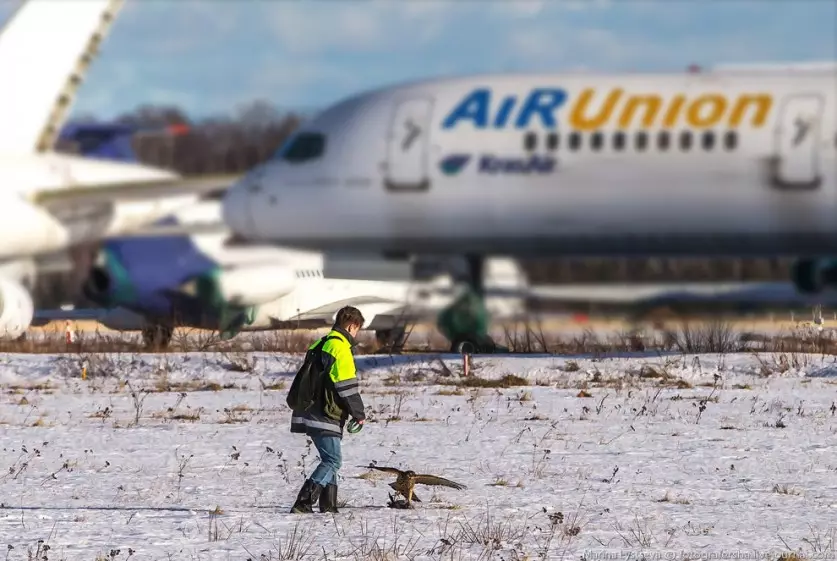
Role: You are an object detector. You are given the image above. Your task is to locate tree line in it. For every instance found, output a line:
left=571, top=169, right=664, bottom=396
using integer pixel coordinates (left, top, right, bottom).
left=32, top=100, right=794, bottom=308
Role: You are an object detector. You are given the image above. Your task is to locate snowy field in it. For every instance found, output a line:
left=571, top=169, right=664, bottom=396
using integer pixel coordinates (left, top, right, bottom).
left=1, top=349, right=837, bottom=560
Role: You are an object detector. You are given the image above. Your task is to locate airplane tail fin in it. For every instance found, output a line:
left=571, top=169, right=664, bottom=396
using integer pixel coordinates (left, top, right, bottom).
left=0, top=0, right=125, bottom=154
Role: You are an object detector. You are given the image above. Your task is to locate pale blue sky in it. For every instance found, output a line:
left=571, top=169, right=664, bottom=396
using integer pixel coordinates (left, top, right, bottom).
left=2, top=0, right=835, bottom=120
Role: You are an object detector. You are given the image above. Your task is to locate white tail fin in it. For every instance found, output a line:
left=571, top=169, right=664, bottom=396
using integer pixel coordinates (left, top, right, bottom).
left=0, top=0, right=125, bottom=154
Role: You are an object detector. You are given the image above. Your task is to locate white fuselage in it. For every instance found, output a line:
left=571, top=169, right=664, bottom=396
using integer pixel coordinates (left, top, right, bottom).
left=222, top=67, right=837, bottom=258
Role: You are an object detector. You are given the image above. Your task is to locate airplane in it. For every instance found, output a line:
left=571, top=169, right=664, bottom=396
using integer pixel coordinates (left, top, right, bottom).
left=0, top=0, right=236, bottom=340
left=36, top=200, right=528, bottom=352
left=221, top=61, right=837, bottom=350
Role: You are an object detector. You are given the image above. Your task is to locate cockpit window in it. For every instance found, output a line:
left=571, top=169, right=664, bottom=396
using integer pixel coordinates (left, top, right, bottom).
left=275, top=132, right=326, bottom=163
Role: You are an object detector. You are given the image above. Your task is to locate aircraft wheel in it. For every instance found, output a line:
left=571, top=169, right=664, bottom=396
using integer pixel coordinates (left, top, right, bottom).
left=142, top=324, right=172, bottom=350
left=452, top=337, right=479, bottom=355
left=375, top=327, right=407, bottom=353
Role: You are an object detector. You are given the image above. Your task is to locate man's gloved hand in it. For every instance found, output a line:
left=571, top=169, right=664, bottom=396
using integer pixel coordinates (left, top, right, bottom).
left=347, top=418, right=364, bottom=433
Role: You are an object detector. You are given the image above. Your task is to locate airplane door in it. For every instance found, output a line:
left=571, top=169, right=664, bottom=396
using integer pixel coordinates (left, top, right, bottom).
left=771, top=94, right=824, bottom=189
left=239, top=165, right=270, bottom=238
left=384, top=97, right=434, bottom=192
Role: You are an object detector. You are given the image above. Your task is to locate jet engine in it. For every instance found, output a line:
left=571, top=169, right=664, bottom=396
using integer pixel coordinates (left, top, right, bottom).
left=0, top=277, right=35, bottom=340
left=81, top=260, right=122, bottom=307
left=790, top=259, right=837, bottom=294
left=0, top=196, right=68, bottom=260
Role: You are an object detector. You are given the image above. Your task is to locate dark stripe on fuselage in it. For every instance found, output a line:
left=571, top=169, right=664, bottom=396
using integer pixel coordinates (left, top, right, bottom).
left=251, top=233, right=837, bottom=259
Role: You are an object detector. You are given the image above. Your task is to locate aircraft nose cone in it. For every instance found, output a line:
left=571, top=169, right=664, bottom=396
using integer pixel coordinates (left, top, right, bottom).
left=221, top=181, right=252, bottom=239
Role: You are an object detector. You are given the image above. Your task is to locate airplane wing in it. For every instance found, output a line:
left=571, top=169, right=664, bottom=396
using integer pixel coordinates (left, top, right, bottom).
left=278, top=296, right=435, bottom=329
left=31, top=174, right=237, bottom=208
left=30, top=174, right=237, bottom=239
left=273, top=282, right=824, bottom=331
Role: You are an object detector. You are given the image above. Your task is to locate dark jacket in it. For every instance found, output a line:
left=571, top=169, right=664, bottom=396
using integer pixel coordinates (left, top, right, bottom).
left=290, top=327, right=366, bottom=439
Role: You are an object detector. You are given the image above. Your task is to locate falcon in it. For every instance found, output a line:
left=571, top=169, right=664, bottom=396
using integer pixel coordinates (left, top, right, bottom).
left=358, top=464, right=466, bottom=508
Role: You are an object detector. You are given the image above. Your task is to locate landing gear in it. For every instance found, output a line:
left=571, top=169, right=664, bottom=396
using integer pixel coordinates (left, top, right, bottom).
left=436, top=255, right=503, bottom=354
left=375, top=327, right=407, bottom=353
left=141, top=324, right=173, bottom=350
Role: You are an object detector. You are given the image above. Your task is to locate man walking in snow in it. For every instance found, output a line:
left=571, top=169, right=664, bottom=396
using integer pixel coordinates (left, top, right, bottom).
left=289, top=306, right=366, bottom=513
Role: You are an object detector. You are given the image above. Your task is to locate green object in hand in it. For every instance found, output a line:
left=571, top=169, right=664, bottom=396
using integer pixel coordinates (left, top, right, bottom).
left=347, top=419, right=363, bottom=434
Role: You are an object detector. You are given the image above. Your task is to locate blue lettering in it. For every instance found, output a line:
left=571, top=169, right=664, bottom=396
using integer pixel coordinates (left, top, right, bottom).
left=514, top=89, right=567, bottom=129
left=478, top=155, right=557, bottom=174
left=441, top=88, right=491, bottom=129
left=442, top=87, right=568, bottom=130
left=493, top=96, right=516, bottom=128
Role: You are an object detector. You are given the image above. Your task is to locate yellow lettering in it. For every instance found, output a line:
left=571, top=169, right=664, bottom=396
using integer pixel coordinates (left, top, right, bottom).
left=662, top=95, right=686, bottom=128
left=617, top=95, right=662, bottom=128
left=567, top=89, right=773, bottom=130
left=686, top=94, right=727, bottom=128
left=570, top=88, right=623, bottom=131
left=728, top=94, right=772, bottom=127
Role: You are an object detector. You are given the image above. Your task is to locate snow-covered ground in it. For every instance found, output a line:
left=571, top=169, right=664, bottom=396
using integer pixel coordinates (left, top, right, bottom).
left=1, top=349, right=837, bottom=560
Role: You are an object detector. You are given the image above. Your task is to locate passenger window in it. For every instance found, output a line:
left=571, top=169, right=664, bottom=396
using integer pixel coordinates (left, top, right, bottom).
left=680, top=131, right=692, bottom=151
left=524, top=132, right=537, bottom=152
left=724, top=131, right=737, bottom=150
left=569, top=132, right=582, bottom=151
left=276, top=132, right=326, bottom=163
left=613, top=132, right=626, bottom=151
left=635, top=131, right=648, bottom=151
left=546, top=132, right=559, bottom=151
left=590, top=131, right=603, bottom=151
left=702, top=131, right=715, bottom=150
left=658, top=131, right=670, bottom=151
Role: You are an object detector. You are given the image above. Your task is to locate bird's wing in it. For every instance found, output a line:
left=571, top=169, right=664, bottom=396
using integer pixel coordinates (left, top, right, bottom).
left=414, top=474, right=467, bottom=490
left=363, top=465, right=403, bottom=475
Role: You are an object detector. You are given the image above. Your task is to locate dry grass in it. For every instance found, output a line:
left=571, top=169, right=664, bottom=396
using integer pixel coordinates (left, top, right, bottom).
left=438, top=374, right=529, bottom=389
left=4, top=327, right=368, bottom=355
left=16, top=314, right=837, bottom=357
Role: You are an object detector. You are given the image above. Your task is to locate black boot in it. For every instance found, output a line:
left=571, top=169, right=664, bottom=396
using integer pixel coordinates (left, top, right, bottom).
left=319, top=483, right=338, bottom=513
left=290, top=479, right=322, bottom=513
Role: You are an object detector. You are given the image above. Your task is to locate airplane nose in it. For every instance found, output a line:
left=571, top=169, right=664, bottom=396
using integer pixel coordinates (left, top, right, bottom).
left=221, top=182, right=252, bottom=239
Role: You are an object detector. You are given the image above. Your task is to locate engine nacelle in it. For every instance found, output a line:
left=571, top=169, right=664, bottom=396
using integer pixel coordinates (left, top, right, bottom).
left=0, top=259, right=37, bottom=292
left=790, top=258, right=837, bottom=294
left=0, top=278, right=34, bottom=340
left=82, top=259, right=132, bottom=308
left=82, top=264, right=111, bottom=304
left=0, top=196, right=68, bottom=260
left=191, top=263, right=297, bottom=307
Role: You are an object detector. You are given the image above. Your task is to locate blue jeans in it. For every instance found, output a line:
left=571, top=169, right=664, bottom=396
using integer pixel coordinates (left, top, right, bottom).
left=310, top=435, right=342, bottom=487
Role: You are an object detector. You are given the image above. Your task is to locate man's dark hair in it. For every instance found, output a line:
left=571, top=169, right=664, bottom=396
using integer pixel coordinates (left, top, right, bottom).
left=335, top=306, right=365, bottom=330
